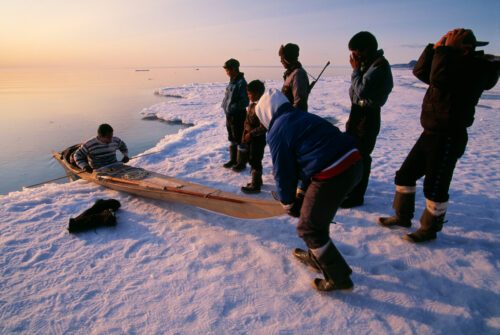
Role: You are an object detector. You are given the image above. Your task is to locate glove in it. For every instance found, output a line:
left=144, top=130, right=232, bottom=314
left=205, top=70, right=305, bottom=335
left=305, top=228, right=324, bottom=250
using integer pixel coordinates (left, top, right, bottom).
left=84, top=166, right=93, bottom=173
left=282, top=203, right=296, bottom=218
left=288, top=202, right=301, bottom=218
left=281, top=189, right=306, bottom=218
left=121, top=156, right=130, bottom=163
left=294, top=189, right=305, bottom=214
left=282, top=202, right=301, bottom=218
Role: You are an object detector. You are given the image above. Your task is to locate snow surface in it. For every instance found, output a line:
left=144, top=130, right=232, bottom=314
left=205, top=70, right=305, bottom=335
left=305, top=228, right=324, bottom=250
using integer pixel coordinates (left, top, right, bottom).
left=1, top=70, right=499, bottom=334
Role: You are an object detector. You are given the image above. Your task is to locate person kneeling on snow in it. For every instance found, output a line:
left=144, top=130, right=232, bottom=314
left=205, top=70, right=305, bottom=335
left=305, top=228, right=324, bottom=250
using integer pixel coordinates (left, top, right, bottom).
left=240, top=80, right=267, bottom=194
left=73, top=123, right=129, bottom=173
left=255, top=88, right=363, bottom=291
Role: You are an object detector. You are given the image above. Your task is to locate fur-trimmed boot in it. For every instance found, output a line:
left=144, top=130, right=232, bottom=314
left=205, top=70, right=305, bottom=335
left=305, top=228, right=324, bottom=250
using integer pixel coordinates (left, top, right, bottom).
left=223, top=144, right=238, bottom=168
left=404, top=200, right=446, bottom=243
left=232, top=145, right=248, bottom=172
left=310, top=240, right=354, bottom=291
left=241, top=169, right=262, bottom=194
left=378, top=186, right=415, bottom=228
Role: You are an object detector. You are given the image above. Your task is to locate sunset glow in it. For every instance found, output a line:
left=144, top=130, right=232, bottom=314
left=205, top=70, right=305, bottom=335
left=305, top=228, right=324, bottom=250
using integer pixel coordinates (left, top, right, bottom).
left=2, top=0, right=498, bottom=68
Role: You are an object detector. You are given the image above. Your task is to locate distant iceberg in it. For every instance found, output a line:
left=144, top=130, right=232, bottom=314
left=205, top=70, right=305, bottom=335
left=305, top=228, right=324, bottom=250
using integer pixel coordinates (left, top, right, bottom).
left=392, top=60, right=417, bottom=69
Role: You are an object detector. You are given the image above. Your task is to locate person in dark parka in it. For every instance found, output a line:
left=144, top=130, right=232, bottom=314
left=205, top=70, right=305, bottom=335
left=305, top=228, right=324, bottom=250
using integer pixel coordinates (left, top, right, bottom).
left=341, top=31, right=393, bottom=208
left=221, top=58, right=249, bottom=170
left=279, top=43, right=310, bottom=112
left=379, top=29, right=499, bottom=243
left=255, top=88, right=363, bottom=291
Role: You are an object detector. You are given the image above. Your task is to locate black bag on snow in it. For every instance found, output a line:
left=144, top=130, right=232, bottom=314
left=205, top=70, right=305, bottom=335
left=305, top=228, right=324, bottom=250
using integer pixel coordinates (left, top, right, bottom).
left=68, top=199, right=121, bottom=233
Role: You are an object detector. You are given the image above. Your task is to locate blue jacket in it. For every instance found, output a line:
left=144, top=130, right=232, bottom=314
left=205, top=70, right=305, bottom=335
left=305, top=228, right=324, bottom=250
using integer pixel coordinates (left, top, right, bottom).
left=349, top=50, right=393, bottom=108
left=267, top=103, right=357, bottom=204
left=221, top=73, right=249, bottom=116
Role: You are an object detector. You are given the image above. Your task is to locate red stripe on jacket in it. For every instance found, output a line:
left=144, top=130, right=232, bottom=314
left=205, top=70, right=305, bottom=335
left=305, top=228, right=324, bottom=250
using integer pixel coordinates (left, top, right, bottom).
left=312, top=149, right=361, bottom=181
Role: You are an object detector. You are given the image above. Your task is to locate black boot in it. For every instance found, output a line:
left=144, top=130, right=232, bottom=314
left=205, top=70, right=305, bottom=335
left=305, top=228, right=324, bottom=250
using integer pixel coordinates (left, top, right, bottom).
left=310, top=241, right=353, bottom=291
left=404, top=208, right=445, bottom=243
left=293, top=248, right=321, bottom=272
left=232, top=146, right=248, bottom=172
left=378, top=191, right=415, bottom=228
left=223, top=144, right=237, bottom=168
left=241, top=169, right=262, bottom=194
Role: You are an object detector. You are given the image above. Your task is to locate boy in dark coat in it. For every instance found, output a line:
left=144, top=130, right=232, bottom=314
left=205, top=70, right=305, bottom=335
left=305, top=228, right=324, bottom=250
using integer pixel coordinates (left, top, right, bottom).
left=221, top=58, right=249, bottom=171
left=379, top=29, right=499, bottom=242
left=240, top=80, right=267, bottom=193
left=256, top=88, right=363, bottom=291
left=341, top=31, right=393, bottom=208
left=279, top=43, right=310, bottom=112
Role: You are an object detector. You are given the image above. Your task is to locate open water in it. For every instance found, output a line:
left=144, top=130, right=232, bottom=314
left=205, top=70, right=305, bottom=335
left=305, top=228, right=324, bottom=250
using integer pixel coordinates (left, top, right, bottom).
left=0, top=65, right=349, bottom=194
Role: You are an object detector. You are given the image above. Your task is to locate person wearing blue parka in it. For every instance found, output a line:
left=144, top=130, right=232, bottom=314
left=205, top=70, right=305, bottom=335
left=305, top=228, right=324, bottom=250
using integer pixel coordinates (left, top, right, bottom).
left=221, top=58, right=249, bottom=170
left=255, top=88, right=363, bottom=291
left=341, top=31, right=393, bottom=209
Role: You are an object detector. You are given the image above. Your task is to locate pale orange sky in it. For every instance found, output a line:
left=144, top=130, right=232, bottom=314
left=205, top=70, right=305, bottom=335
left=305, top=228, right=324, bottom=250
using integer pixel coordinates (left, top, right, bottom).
left=1, top=0, right=498, bottom=68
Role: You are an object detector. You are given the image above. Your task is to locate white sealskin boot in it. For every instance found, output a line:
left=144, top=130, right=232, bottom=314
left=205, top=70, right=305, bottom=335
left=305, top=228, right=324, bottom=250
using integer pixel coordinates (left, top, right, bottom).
left=404, top=199, right=447, bottom=243
left=310, top=240, right=354, bottom=291
left=378, top=185, right=416, bottom=228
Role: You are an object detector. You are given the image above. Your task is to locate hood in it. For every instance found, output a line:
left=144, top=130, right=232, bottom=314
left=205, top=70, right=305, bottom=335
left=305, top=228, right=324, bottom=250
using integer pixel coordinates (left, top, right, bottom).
left=255, top=88, right=289, bottom=129
left=364, top=49, right=385, bottom=69
left=230, top=72, right=245, bottom=83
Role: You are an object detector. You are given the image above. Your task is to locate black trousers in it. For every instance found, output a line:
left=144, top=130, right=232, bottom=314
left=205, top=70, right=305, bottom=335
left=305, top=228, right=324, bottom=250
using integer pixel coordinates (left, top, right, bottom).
left=247, top=135, right=266, bottom=171
left=345, top=104, right=381, bottom=200
left=226, top=112, right=246, bottom=145
left=395, top=130, right=468, bottom=202
left=297, top=160, right=363, bottom=249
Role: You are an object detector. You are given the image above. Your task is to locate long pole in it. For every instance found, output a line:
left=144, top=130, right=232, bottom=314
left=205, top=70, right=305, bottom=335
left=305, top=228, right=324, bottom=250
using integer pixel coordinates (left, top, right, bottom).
left=25, top=150, right=160, bottom=189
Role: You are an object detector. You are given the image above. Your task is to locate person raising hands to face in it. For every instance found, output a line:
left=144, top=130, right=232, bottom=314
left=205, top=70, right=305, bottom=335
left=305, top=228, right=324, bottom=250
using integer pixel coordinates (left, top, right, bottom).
left=434, top=28, right=486, bottom=55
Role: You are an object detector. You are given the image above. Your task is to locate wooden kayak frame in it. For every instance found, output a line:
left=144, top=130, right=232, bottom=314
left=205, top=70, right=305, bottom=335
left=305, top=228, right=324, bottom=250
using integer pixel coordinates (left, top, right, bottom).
left=52, top=146, right=284, bottom=219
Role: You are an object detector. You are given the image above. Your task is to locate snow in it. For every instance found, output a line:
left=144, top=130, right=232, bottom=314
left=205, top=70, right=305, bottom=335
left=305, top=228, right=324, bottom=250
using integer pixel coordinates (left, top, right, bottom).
left=1, top=69, right=499, bottom=334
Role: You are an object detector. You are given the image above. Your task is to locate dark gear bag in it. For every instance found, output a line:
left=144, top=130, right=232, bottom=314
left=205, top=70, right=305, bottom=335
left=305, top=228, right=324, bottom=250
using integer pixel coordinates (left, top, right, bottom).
left=68, top=199, right=121, bottom=233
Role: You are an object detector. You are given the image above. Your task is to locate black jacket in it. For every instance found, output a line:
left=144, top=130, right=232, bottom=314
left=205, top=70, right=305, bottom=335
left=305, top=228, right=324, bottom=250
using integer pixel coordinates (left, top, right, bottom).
left=413, top=44, right=499, bottom=132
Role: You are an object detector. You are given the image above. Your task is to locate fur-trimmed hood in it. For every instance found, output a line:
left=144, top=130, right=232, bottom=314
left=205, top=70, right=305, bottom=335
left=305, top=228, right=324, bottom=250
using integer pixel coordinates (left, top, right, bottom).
left=255, top=88, right=290, bottom=129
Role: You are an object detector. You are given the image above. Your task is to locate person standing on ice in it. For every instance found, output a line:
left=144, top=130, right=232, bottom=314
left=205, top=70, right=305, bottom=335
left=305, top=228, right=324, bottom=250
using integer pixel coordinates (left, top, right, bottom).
left=73, top=123, right=129, bottom=173
left=240, top=80, right=267, bottom=194
left=255, top=88, right=363, bottom=291
left=340, top=31, right=393, bottom=209
left=221, top=58, right=249, bottom=171
left=379, top=29, right=499, bottom=243
left=279, top=43, right=310, bottom=112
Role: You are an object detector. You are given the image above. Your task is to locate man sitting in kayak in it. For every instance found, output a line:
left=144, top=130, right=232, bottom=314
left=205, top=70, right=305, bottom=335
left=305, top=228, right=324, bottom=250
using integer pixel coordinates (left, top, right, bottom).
left=73, top=123, right=129, bottom=173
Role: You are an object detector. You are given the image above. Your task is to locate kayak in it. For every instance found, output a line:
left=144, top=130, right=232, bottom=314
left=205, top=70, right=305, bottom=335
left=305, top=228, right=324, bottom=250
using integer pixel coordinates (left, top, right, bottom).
left=52, top=145, right=284, bottom=219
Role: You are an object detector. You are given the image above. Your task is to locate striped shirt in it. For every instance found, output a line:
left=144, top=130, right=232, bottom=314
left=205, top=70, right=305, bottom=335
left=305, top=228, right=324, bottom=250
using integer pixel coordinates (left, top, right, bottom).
left=74, top=136, right=128, bottom=169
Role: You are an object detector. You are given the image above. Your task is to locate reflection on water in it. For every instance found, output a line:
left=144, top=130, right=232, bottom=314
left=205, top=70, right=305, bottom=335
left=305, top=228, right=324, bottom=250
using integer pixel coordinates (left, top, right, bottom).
left=0, top=66, right=350, bottom=194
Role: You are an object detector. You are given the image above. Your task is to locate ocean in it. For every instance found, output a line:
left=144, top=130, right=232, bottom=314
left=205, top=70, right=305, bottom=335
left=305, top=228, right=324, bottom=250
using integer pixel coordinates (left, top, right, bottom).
left=0, top=65, right=350, bottom=194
